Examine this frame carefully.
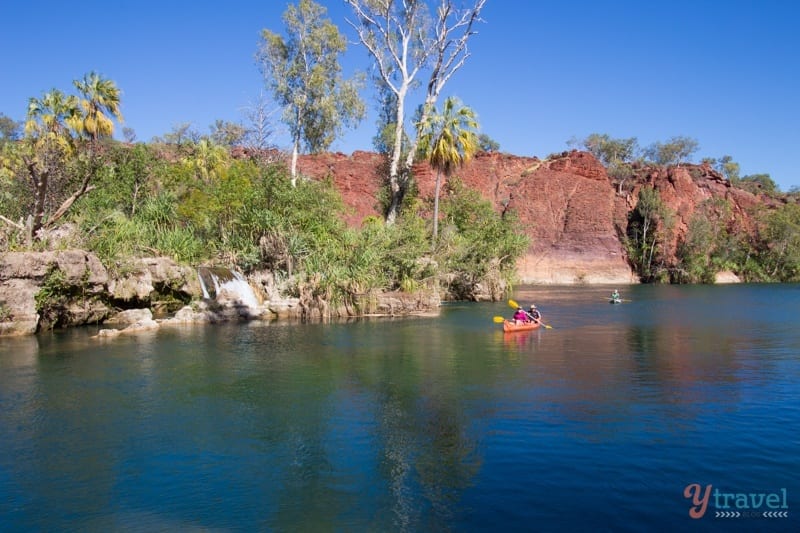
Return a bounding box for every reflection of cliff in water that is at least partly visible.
[505,321,746,441]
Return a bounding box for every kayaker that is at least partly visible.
[513,307,528,324]
[611,289,620,301]
[528,305,541,322]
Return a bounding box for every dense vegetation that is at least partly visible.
[571,133,800,283]
[0,128,528,305]
[624,185,799,283]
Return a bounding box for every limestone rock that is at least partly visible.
[715,271,741,284]
[108,256,202,307]
[0,250,110,334]
[105,308,153,327]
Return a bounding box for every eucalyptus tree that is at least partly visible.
[122,127,137,143]
[159,122,201,148]
[643,136,699,167]
[676,197,737,283]
[568,133,639,191]
[0,113,22,143]
[702,155,740,183]
[572,133,638,167]
[626,186,674,282]
[257,0,365,186]
[740,173,778,194]
[240,91,279,153]
[477,133,499,152]
[371,76,402,155]
[345,0,487,224]
[760,203,800,281]
[209,119,247,147]
[416,96,479,243]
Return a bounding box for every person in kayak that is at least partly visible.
[513,307,528,324]
[611,289,620,301]
[528,305,541,322]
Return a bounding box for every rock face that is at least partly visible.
[108,257,201,312]
[297,151,386,226]
[298,150,635,284]
[0,252,204,336]
[296,150,772,285]
[0,250,110,335]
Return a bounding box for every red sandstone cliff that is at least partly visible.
[295,150,768,285]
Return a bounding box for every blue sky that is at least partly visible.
[2,1,798,190]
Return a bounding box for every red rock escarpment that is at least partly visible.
[298,150,635,284]
[294,150,772,285]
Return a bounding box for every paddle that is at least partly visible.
[493,316,506,323]
[507,299,552,329]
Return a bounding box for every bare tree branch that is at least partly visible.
[44,177,96,229]
[345,0,485,224]
[0,215,24,231]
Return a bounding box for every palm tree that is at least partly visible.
[25,89,80,138]
[73,71,123,141]
[20,74,123,238]
[190,139,230,182]
[416,96,479,243]
[24,89,81,236]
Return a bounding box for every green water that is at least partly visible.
[1,284,798,531]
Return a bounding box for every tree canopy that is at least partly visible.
[416,96,479,243]
[345,0,487,224]
[258,0,365,185]
[643,136,699,166]
[3,73,123,238]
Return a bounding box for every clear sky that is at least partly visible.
[2,1,798,191]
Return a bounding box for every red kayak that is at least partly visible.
[502,320,541,333]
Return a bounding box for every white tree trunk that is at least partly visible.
[290,137,299,187]
[385,86,407,225]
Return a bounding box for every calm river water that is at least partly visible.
[1,284,798,532]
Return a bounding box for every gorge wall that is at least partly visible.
[297,150,767,284]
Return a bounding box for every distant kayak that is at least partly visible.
[502,320,541,333]
[609,298,622,304]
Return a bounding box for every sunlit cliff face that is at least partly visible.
[293,150,767,284]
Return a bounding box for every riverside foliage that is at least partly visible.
[624,186,800,283]
[0,138,528,303]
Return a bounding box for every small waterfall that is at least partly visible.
[197,267,262,317]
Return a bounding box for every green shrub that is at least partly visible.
[34,265,72,329]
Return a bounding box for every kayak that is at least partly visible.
[609,298,622,304]
[502,320,541,333]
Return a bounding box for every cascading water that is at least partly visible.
[196,267,262,317]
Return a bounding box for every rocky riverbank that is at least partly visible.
[0,250,441,337]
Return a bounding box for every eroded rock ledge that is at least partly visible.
[0,250,443,337]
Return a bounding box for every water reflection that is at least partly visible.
[0,285,798,531]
